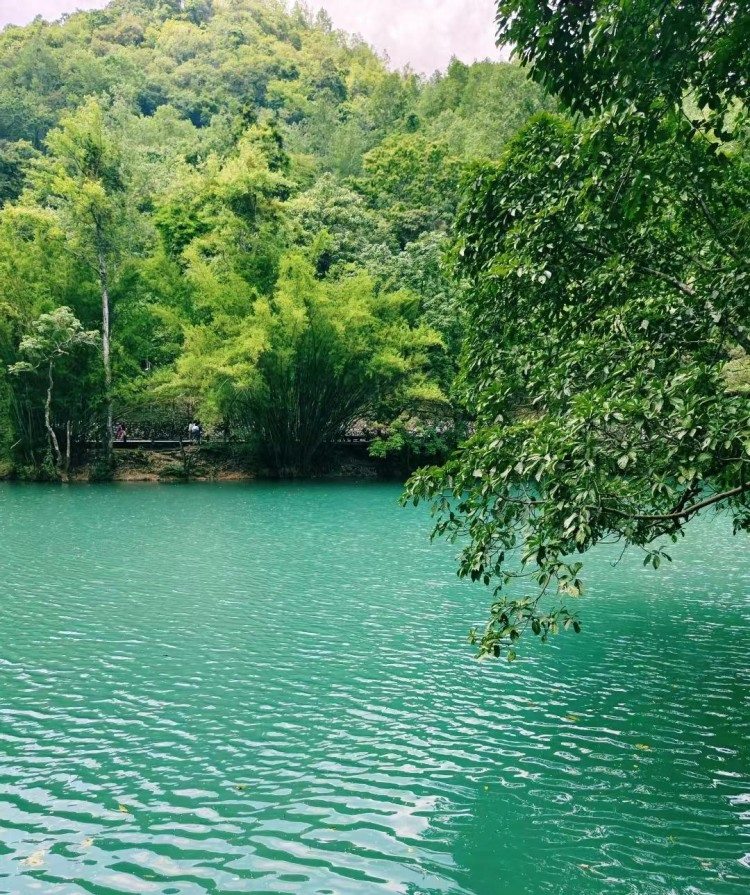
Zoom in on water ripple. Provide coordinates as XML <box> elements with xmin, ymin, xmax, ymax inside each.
<box><xmin>0</xmin><ymin>483</ymin><xmax>747</xmax><ymax>894</ymax></box>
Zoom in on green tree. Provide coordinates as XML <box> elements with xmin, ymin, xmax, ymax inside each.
<box><xmin>0</xmin><ymin>0</ymin><xmax>563</xmax><ymax>478</ymax></box>
<box><xmin>359</xmin><ymin>135</ymin><xmax>463</xmax><ymax>246</ymax></box>
<box><xmin>407</xmin><ymin>2</ymin><xmax>750</xmax><ymax>659</ymax></box>
<box><xmin>417</xmin><ymin>59</ymin><xmax>555</xmax><ymax>159</ymax></box>
<box><xmin>365</xmin><ymin>232</ymin><xmax>465</xmax><ymax>360</ymax></box>
<box><xmin>153</xmin><ymin>126</ymin><xmax>289</xmax><ymax>294</ymax></box>
<box><xmin>496</xmin><ymin>0</ymin><xmax>748</xmax><ymax>123</ymax></box>
<box><xmin>9</xmin><ymin>307</ymin><xmax>98</xmax><ymax>479</ymax></box>
<box><xmin>286</xmin><ymin>174</ymin><xmax>392</xmax><ymax>275</ymax></box>
<box><xmin>174</xmin><ymin>254</ymin><xmax>447</xmax><ymax>475</ymax></box>
<box><xmin>32</xmin><ymin>98</ymin><xmax>134</xmax><ymax>452</ymax></box>
<box><xmin>0</xmin><ymin>140</ymin><xmax>38</xmax><ymax>205</ymax></box>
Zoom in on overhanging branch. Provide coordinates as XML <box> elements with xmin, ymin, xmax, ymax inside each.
<box><xmin>603</xmin><ymin>483</ymin><xmax>750</xmax><ymax>522</ymax></box>
<box><xmin>502</xmin><ymin>483</ymin><xmax>750</xmax><ymax>524</ymax></box>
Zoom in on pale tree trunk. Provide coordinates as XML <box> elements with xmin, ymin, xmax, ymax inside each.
<box><xmin>97</xmin><ymin>244</ymin><xmax>113</xmax><ymax>455</ymax></box>
<box><xmin>65</xmin><ymin>420</ymin><xmax>72</xmax><ymax>479</ymax></box>
<box><xmin>45</xmin><ymin>360</ymin><xmax>63</xmax><ymax>475</ymax></box>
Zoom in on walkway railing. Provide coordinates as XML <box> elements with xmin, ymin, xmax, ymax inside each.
<box><xmin>88</xmin><ymin>435</ymin><xmax>375</xmax><ymax>452</ymax></box>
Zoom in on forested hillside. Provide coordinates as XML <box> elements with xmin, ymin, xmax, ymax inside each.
<box><xmin>0</xmin><ymin>0</ymin><xmax>550</xmax><ymax>478</ymax></box>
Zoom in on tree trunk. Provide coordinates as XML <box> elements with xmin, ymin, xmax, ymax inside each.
<box><xmin>97</xmin><ymin>244</ymin><xmax>113</xmax><ymax>456</ymax></box>
<box><xmin>45</xmin><ymin>360</ymin><xmax>63</xmax><ymax>475</ymax></box>
<box><xmin>65</xmin><ymin>420</ymin><xmax>72</xmax><ymax>479</ymax></box>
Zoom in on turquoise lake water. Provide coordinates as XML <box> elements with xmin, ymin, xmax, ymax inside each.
<box><xmin>0</xmin><ymin>482</ymin><xmax>747</xmax><ymax>895</ymax></box>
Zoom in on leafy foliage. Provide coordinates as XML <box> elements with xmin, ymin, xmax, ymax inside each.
<box><xmin>172</xmin><ymin>254</ymin><xmax>447</xmax><ymax>475</ymax></box>
<box><xmin>9</xmin><ymin>307</ymin><xmax>98</xmax><ymax>477</ymax></box>
<box><xmin>496</xmin><ymin>0</ymin><xmax>749</xmax><ymax>123</ymax></box>
<box><xmin>407</xmin><ymin>1</ymin><xmax>750</xmax><ymax>659</ymax></box>
<box><xmin>0</xmin><ymin>0</ymin><xmax>549</xmax><ymax>478</ymax></box>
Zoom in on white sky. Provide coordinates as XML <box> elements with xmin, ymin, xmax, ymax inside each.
<box><xmin>0</xmin><ymin>0</ymin><xmax>501</xmax><ymax>72</ymax></box>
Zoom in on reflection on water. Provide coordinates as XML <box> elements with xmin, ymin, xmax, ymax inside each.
<box><xmin>0</xmin><ymin>482</ymin><xmax>747</xmax><ymax>894</ymax></box>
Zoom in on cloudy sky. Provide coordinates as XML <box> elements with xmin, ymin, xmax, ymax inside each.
<box><xmin>0</xmin><ymin>1</ymin><xmax>501</xmax><ymax>72</ymax></box>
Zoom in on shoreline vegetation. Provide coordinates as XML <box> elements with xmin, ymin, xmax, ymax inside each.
<box><xmin>0</xmin><ymin>0</ymin><xmax>552</xmax><ymax>485</ymax></box>
<box><xmin>0</xmin><ymin>441</ymin><xmax>422</xmax><ymax>484</ymax></box>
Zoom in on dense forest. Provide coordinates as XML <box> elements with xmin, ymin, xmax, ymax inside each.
<box><xmin>0</xmin><ymin>0</ymin><xmax>551</xmax><ymax>479</ymax></box>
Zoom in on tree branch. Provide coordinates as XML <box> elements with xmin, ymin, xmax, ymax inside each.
<box><xmin>601</xmin><ymin>483</ymin><xmax>750</xmax><ymax>522</ymax></box>
<box><xmin>576</xmin><ymin>240</ymin><xmax>750</xmax><ymax>354</ymax></box>
<box><xmin>500</xmin><ymin>483</ymin><xmax>750</xmax><ymax>524</ymax></box>
<box><xmin>693</xmin><ymin>192</ymin><xmax>744</xmax><ymax>266</ymax></box>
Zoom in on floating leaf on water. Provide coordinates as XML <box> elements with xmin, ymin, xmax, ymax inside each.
<box><xmin>23</xmin><ymin>850</ymin><xmax>45</xmax><ymax>867</ymax></box>
<box><xmin>117</xmin><ymin>804</ymin><xmax>130</xmax><ymax>813</ymax></box>
<box><xmin>635</xmin><ymin>743</ymin><xmax>652</xmax><ymax>751</ymax></box>
<box><xmin>564</xmin><ymin>713</ymin><xmax>581</xmax><ymax>723</ymax></box>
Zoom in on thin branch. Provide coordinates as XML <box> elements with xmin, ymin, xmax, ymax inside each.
<box><xmin>602</xmin><ymin>483</ymin><xmax>750</xmax><ymax>522</ymax></box>
<box><xmin>636</xmin><ymin>263</ymin><xmax>695</xmax><ymax>297</ymax></box>
<box><xmin>495</xmin><ymin>482</ymin><xmax>750</xmax><ymax>524</ymax></box>
<box><xmin>694</xmin><ymin>193</ymin><xmax>743</xmax><ymax>265</ymax></box>
<box><xmin>577</xmin><ymin>240</ymin><xmax>750</xmax><ymax>354</ymax></box>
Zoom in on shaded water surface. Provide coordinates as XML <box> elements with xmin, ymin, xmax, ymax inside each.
<box><xmin>0</xmin><ymin>482</ymin><xmax>747</xmax><ymax>895</ymax></box>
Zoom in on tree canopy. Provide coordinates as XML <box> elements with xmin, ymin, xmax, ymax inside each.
<box><xmin>9</xmin><ymin>307</ymin><xmax>98</xmax><ymax>478</ymax></box>
<box><xmin>0</xmin><ymin>0</ymin><xmax>549</xmax><ymax>478</ymax></box>
<box><xmin>407</xmin><ymin>0</ymin><xmax>750</xmax><ymax>658</ymax></box>
<box><xmin>496</xmin><ymin>0</ymin><xmax>749</xmax><ymax>122</ymax></box>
